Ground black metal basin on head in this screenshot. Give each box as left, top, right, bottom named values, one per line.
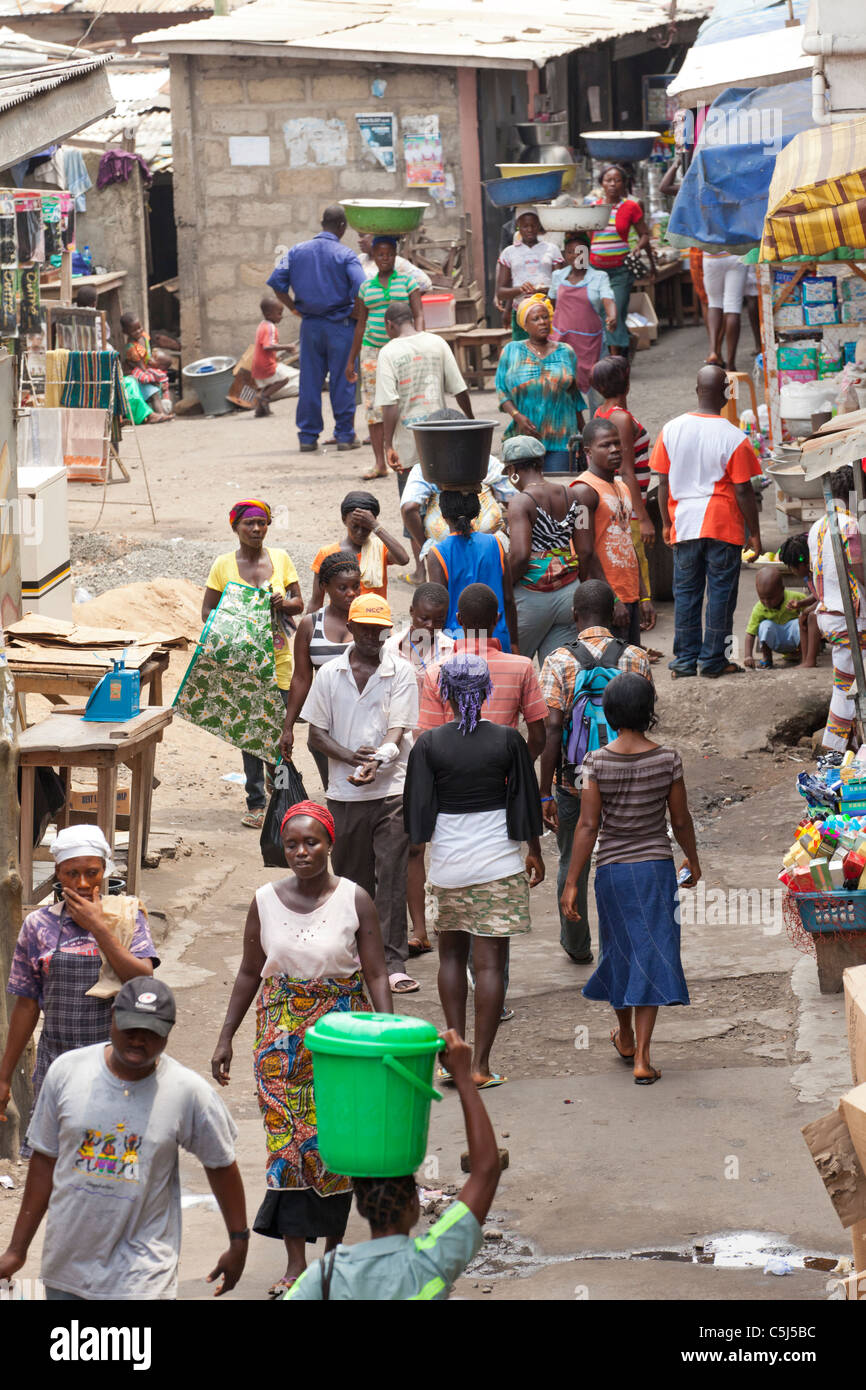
left=412, top=418, right=496, bottom=490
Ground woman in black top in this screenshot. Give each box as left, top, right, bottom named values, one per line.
left=405, top=654, right=544, bottom=1088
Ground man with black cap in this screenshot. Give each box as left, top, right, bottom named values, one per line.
left=0, top=977, right=248, bottom=1300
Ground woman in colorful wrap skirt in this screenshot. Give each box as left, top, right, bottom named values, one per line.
left=405, top=654, right=544, bottom=1090
left=212, top=801, right=392, bottom=1298
left=561, top=674, right=699, bottom=1086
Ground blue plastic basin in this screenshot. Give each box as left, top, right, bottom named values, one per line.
left=483, top=170, right=564, bottom=207
left=581, top=132, right=659, bottom=161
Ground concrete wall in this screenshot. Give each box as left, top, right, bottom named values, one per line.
left=76, top=152, right=149, bottom=335
left=170, top=53, right=467, bottom=358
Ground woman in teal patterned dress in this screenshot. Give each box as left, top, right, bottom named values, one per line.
left=495, top=295, right=586, bottom=475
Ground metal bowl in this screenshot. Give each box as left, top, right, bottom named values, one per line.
left=516, top=121, right=568, bottom=146
left=412, top=419, right=496, bottom=489
left=340, top=200, right=428, bottom=234
left=483, top=170, right=564, bottom=208
left=580, top=130, right=661, bottom=161
left=766, top=458, right=825, bottom=500
left=537, top=205, right=609, bottom=232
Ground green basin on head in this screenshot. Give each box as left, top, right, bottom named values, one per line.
left=341, top=200, right=428, bottom=234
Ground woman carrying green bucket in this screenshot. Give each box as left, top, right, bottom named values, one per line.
left=211, top=800, right=392, bottom=1299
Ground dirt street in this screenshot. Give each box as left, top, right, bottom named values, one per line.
left=1, top=324, right=854, bottom=1301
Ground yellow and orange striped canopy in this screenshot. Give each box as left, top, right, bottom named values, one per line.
left=760, top=118, right=866, bottom=262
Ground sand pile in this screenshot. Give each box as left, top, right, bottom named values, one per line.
left=73, top=577, right=204, bottom=645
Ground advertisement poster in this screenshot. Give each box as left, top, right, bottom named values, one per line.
left=403, top=134, right=445, bottom=187
left=356, top=112, right=396, bottom=172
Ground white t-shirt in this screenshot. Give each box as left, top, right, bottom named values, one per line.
left=374, top=332, right=467, bottom=470
left=27, top=1045, right=237, bottom=1300
left=300, top=645, right=419, bottom=801
left=498, top=240, right=563, bottom=302
left=808, top=506, right=866, bottom=623
left=429, top=809, right=525, bottom=888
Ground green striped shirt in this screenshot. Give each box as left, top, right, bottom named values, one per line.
left=359, top=271, right=417, bottom=348
left=285, top=1199, right=482, bottom=1300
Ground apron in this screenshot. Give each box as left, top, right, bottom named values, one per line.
left=32, top=924, right=113, bottom=1101
left=552, top=281, right=603, bottom=392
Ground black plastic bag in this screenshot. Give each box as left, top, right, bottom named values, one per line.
left=260, top=760, right=308, bottom=867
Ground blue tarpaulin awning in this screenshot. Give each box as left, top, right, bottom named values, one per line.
left=666, top=80, right=814, bottom=253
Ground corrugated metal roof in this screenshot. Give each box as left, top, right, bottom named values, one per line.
left=134, top=0, right=713, bottom=69
left=0, top=51, right=111, bottom=114
left=0, top=21, right=89, bottom=62
left=80, top=64, right=172, bottom=164
left=667, top=22, right=811, bottom=105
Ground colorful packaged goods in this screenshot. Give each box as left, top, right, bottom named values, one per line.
left=804, top=302, right=841, bottom=326
left=802, top=275, right=837, bottom=305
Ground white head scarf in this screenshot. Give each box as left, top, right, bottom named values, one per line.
left=51, top=826, right=114, bottom=875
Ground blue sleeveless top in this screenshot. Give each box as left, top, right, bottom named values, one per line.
left=430, top=531, right=511, bottom=652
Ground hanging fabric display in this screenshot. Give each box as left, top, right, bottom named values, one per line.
left=0, top=268, right=17, bottom=336
left=14, top=194, right=45, bottom=264
left=173, top=582, right=285, bottom=760
left=42, top=196, right=62, bottom=260
left=18, top=264, right=41, bottom=333
left=0, top=195, right=17, bottom=266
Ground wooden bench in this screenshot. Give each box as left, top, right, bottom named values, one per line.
left=454, top=328, right=511, bottom=388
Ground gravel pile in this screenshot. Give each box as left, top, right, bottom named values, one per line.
left=71, top=533, right=322, bottom=600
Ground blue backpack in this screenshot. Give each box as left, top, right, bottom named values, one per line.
left=560, top=639, right=626, bottom=786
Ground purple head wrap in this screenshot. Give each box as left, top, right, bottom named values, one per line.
left=438, top=653, right=493, bottom=735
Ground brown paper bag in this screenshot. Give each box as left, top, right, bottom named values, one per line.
left=85, top=896, right=146, bottom=999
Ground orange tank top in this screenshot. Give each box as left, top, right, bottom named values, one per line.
left=575, top=470, right=639, bottom=603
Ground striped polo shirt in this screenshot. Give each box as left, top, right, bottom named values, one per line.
left=417, top=637, right=548, bottom=732
left=359, top=270, right=417, bottom=348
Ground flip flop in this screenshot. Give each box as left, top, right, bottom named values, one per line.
left=389, top=972, right=420, bottom=994
left=669, top=668, right=697, bottom=679
left=476, top=1074, right=507, bottom=1090
left=268, top=1276, right=297, bottom=1298
left=437, top=1067, right=455, bottom=1084
left=241, top=810, right=265, bottom=829
left=634, top=1068, right=662, bottom=1086
left=361, top=469, right=389, bottom=481
left=408, top=938, right=433, bottom=956
left=700, top=662, right=744, bottom=678
left=611, top=1028, right=635, bottom=1063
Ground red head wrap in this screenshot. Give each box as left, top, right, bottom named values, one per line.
left=280, top=800, right=336, bottom=842
left=229, top=498, right=272, bottom=528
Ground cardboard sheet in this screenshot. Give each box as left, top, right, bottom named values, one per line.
left=844, top=964, right=866, bottom=1086
left=801, top=1106, right=866, bottom=1228
left=5, top=613, right=186, bottom=648
left=840, top=1082, right=866, bottom=1174
left=6, top=642, right=159, bottom=671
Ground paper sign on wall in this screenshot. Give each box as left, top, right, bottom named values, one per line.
left=404, top=135, right=444, bottom=188
left=229, top=137, right=271, bottom=166
left=283, top=118, right=348, bottom=168
left=356, top=113, right=396, bottom=172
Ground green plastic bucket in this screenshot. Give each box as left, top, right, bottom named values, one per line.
left=306, top=1012, right=444, bottom=1177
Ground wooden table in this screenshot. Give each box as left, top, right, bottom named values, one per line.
left=453, top=327, right=511, bottom=388
left=41, top=271, right=127, bottom=348
left=12, top=649, right=170, bottom=723
left=18, top=705, right=173, bottom=907
left=634, top=261, right=687, bottom=330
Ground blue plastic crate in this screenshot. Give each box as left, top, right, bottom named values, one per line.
left=796, top=890, right=866, bottom=934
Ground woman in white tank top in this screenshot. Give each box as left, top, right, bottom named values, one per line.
left=211, top=800, right=391, bottom=1298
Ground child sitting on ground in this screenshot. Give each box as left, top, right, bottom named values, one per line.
left=121, top=312, right=173, bottom=416
left=777, top=533, right=821, bottom=667
left=285, top=1030, right=500, bottom=1300
left=744, top=565, right=814, bottom=668
left=252, top=294, right=296, bottom=418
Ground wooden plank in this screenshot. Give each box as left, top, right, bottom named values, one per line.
left=17, top=706, right=173, bottom=760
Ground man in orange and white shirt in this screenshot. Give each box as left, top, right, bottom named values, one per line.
left=652, top=364, right=762, bottom=678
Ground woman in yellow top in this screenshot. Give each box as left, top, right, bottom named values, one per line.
left=203, top=499, right=304, bottom=828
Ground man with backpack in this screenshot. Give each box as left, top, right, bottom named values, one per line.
left=539, top=580, right=652, bottom=963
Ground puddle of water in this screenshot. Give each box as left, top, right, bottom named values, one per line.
left=467, top=1226, right=842, bottom=1280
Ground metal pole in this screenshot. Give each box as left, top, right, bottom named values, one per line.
left=822, top=472, right=866, bottom=742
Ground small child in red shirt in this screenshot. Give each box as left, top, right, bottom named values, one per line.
left=252, top=295, right=294, bottom=417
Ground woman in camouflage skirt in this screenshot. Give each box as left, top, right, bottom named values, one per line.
left=404, top=654, right=544, bottom=1088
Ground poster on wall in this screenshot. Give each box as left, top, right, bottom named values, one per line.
left=403, top=135, right=445, bottom=188
left=356, top=112, right=397, bottom=172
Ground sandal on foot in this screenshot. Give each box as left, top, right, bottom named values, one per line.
left=611, top=1028, right=635, bottom=1063
left=476, top=1073, right=507, bottom=1090
left=634, top=1068, right=662, bottom=1086
left=700, top=662, right=743, bottom=678
left=242, top=809, right=265, bottom=829
left=437, top=1066, right=455, bottom=1084
left=408, top=937, right=433, bottom=956
left=670, top=667, right=697, bottom=679
left=389, top=972, right=420, bottom=994
left=268, top=1276, right=297, bottom=1298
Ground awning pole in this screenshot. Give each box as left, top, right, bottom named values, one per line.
left=822, top=473, right=866, bottom=743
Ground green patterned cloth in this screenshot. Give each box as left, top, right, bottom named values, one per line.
left=174, top=581, right=285, bottom=759
left=432, top=871, right=530, bottom=936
